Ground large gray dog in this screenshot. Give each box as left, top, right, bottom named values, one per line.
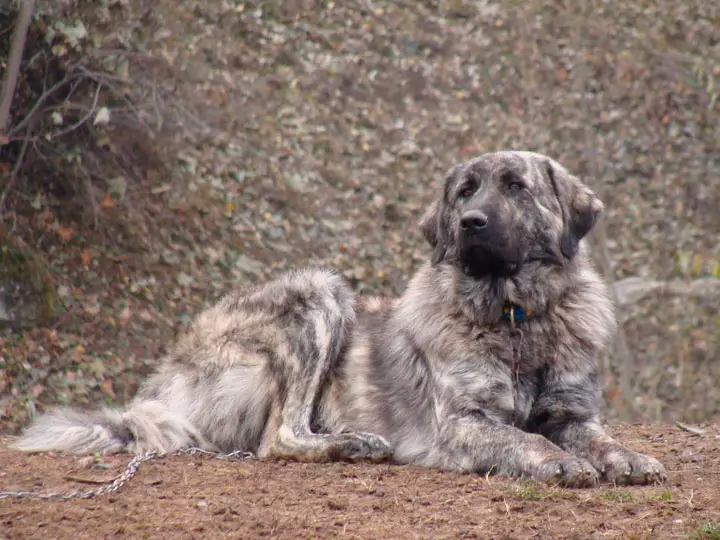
left=13, top=151, right=667, bottom=488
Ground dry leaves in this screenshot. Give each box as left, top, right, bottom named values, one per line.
left=80, top=248, right=93, bottom=266
left=100, top=192, right=116, bottom=208
left=99, top=379, right=116, bottom=399
left=56, top=225, right=75, bottom=242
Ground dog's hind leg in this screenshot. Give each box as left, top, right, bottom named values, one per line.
left=256, top=270, right=392, bottom=463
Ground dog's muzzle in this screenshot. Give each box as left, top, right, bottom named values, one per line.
left=458, top=210, right=522, bottom=278
left=460, top=210, right=489, bottom=233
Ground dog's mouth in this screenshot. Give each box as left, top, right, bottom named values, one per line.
left=458, top=244, right=523, bottom=279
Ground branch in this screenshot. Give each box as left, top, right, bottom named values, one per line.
left=7, top=73, right=81, bottom=136
left=0, top=0, right=36, bottom=135
left=613, top=277, right=720, bottom=308
left=46, top=81, right=102, bottom=139
left=0, top=128, right=29, bottom=215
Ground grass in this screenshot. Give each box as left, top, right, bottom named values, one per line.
left=508, top=479, right=572, bottom=501
left=601, top=489, right=634, bottom=503
left=690, top=522, right=720, bottom=540
left=654, top=487, right=674, bottom=501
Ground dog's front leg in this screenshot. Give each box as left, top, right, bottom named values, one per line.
left=529, top=366, right=667, bottom=486
left=432, top=414, right=599, bottom=487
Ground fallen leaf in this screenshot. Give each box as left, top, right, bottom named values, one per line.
left=100, top=379, right=116, bottom=399
left=31, top=384, right=46, bottom=399
left=118, top=305, right=132, bottom=326
left=57, top=225, right=75, bottom=242
left=100, top=192, right=116, bottom=208
left=177, top=272, right=194, bottom=287
left=106, top=176, right=127, bottom=201
left=606, top=385, right=622, bottom=404
left=93, top=106, right=111, bottom=126
left=53, top=19, right=88, bottom=48
left=80, top=249, right=93, bottom=266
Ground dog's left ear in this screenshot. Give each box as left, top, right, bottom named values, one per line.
left=418, top=200, right=448, bottom=264
left=546, top=159, right=604, bottom=260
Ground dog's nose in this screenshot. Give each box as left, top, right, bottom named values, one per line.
left=460, top=210, right=488, bottom=231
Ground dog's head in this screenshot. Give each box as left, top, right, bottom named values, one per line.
left=419, top=151, right=604, bottom=279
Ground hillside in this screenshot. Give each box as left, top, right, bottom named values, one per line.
left=0, top=1, right=719, bottom=432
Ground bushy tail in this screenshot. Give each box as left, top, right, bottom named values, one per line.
left=10, top=400, right=217, bottom=456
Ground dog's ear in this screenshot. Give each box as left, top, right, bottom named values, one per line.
left=418, top=200, right=448, bottom=264
left=546, top=159, right=604, bottom=260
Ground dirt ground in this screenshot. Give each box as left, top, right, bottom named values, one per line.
left=2, top=0, right=720, bottom=441
left=1, top=423, right=719, bottom=540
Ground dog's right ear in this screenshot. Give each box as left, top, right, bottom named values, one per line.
left=418, top=200, right=448, bottom=264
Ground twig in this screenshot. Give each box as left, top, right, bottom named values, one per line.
left=0, top=0, right=36, bottom=134
left=613, top=277, right=720, bottom=308
left=8, top=74, right=82, bottom=136
left=76, top=161, right=101, bottom=230
left=76, top=66, right=133, bottom=85
left=47, top=82, right=103, bottom=139
left=63, top=474, right=122, bottom=485
left=0, top=131, right=30, bottom=215
left=675, top=421, right=706, bottom=436
left=75, top=67, right=159, bottom=131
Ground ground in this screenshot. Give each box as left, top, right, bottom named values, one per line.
left=2, top=423, right=720, bottom=539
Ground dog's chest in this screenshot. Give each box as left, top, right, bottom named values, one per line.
left=464, top=324, right=549, bottom=426
left=474, top=323, right=549, bottom=372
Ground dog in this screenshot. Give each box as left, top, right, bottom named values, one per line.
left=12, top=151, right=667, bottom=487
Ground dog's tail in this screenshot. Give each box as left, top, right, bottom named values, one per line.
left=10, top=400, right=216, bottom=455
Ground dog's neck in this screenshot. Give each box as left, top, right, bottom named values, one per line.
left=402, top=254, right=600, bottom=328
left=395, top=255, right=616, bottom=361
left=502, top=303, right=532, bottom=327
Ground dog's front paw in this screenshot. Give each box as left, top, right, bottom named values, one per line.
left=535, top=456, right=600, bottom=488
left=602, top=449, right=667, bottom=486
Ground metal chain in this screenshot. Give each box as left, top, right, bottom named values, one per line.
left=0, top=448, right=253, bottom=501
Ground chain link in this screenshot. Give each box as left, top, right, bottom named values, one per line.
left=0, top=448, right=253, bottom=501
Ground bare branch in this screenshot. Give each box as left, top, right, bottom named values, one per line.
left=0, top=0, right=36, bottom=135
left=8, top=74, right=82, bottom=136
left=47, top=82, right=103, bottom=139
left=0, top=129, right=30, bottom=215
left=614, top=277, right=720, bottom=309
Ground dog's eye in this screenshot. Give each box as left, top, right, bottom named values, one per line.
left=457, top=182, right=477, bottom=200
left=508, top=181, right=525, bottom=192
left=501, top=171, right=525, bottom=192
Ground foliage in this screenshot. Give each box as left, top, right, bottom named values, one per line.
left=0, top=0, right=718, bottom=432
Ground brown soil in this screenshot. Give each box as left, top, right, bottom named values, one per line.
left=1, top=423, right=719, bottom=540
left=2, top=0, right=720, bottom=440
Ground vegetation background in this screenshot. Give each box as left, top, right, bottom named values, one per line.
left=0, top=0, right=719, bottom=436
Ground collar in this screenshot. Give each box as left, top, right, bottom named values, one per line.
left=502, top=303, right=532, bottom=328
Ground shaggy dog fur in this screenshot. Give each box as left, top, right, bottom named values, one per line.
left=12, top=151, right=667, bottom=487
